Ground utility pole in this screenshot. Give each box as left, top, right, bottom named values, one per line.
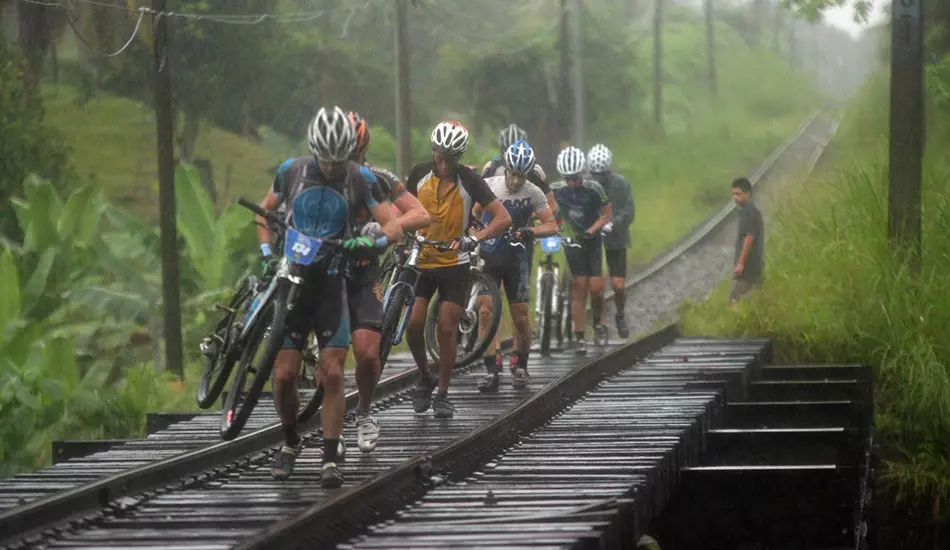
left=653, top=0, right=664, bottom=131
left=394, top=0, right=411, bottom=179
left=889, top=0, right=924, bottom=273
left=558, top=0, right=570, bottom=148
left=151, top=0, right=183, bottom=379
left=704, top=0, right=717, bottom=96
left=570, top=0, right=585, bottom=148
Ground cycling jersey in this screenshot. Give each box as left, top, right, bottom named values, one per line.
left=272, top=157, right=384, bottom=242
left=479, top=175, right=548, bottom=265
left=549, top=179, right=610, bottom=238
left=594, top=172, right=634, bottom=250
left=271, top=157, right=385, bottom=349
left=406, top=162, right=496, bottom=270
left=480, top=157, right=551, bottom=195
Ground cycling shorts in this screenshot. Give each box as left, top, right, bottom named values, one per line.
left=349, top=260, right=384, bottom=332
left=282, top=268, right=351, bottom=350
left=481, top=257, right=531, bottom=304
left=564, top=237, right=603, bottom=278
left=604, top=249, right=627, bottom=278
left=415, top=264, right=471, bottom=307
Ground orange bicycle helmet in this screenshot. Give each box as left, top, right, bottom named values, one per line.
left=348, top=111, right=371, bottom=155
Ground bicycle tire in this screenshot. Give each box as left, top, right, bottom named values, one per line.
left=378, top=283, right=410, bottom=366
left=425, top=270, right=502, bottom=367
left=540, top=272, right=554, bottom=357
left=197, top=278, right=255, bottom=409
left=220, top=280, right=290, bottom=441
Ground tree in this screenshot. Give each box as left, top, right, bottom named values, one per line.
left=705, top=0, right=717, bottom=96
left=0, top=38, right=71, bottom=242
left=780, top=0, right=873, bottom=23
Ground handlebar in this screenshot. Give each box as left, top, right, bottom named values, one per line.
left=238, top=196, right=288, bottom=232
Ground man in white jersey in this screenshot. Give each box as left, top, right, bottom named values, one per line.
left=474, top=139, right=558, bottom=391
left=482, top=124, right=558, bottom=217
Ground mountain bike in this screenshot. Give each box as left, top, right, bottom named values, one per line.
left=376, top=233, right=455, bottom=367
left=212, top=197, right=373, bottom=441
left=424, top=233, right=503, bottom=368
left=534, top=233, right=564, bottom=356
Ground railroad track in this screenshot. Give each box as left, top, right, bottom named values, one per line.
left=0, top=105, right=847, bottom=549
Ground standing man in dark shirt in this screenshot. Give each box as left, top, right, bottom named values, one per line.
left=587, top=143, right=634, bottom=339
left=730, top=177, right=764, bottom=306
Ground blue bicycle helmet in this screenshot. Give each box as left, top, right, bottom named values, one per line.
left=503, top=139, right=537, bottom=176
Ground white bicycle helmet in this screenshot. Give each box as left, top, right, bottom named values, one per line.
left=308, top=106, right=357, bottom=162
left=503, top=139, right=537, bottom=177
left=587, top=144, right=612, bottom=174
left=556, top=146, right=586, bottom=177
left=499, top=124, right=527, bottom=151
left=430, top=120, right=469, bottom=155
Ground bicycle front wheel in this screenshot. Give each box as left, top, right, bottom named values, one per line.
left=425, top=270, right=502, bottom=368
left=220, top=280, right=290, bottom=441
left=539, top=272, right=555, bottom=357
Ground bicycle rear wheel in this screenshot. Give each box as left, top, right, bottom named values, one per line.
left=425, top=270, right=502, bottom=368
left=220, top=280, right=290, bottom=441
left=197, top=277, right=256, bottom=409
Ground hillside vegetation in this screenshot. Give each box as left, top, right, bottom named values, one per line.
left=682, top=70, right=950, bottom=509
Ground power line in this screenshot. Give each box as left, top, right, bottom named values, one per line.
left=19, top=0, right=387, bottom=25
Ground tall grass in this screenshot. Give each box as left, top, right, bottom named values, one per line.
left=682, top=73, right=950, bottom=507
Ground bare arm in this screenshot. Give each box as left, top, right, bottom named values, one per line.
left=738, top=234, right=755, bottom=267
left=545, top=192, right=559, bottom=217
left=392, top=191, right=431, bottom=233
left=532, top=207, right=557, bottom=238
left=472, top=203, right=483, bottom=219
left=368, top=200, right=404, bottom=243
left=587, top=203, right=613, bottom=234
left=473, top=200, right=512, bottom=241
left=256, top=190, right=281, bottom=247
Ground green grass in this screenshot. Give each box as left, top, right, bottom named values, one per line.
left=614, top=51, right=821, bottom=265
left=680, top=71, right=950, bottom=509
left=41, top=84, right=281, bottom=220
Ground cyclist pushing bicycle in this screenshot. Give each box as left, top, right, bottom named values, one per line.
left=255, top=107, right=403, bottom=487
left=404, top=120, right=512, bottom=419
left=473, top=139, right=557, bottom=392
left=550, top=146, right=613, bottom=356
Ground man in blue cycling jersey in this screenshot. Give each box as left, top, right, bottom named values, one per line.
left=550, top=146, right=612, bottom=356
left=255, top=106, right=403, bottom=488
left=474, top=139, right=558, bottom=392
left=587, top=143, right=635, bottom=339
left=481, top=124, right=558, bottom=216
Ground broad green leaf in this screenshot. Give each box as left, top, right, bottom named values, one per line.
left=68, top=286, right=151, bottom=323
left=22, top=176, right=61, bottom=252
left=58, top=185, right=103, bottom=248
left=43, top=338, right=80, bottom=392
left=0, top=248, right=21, bottom=332
left=0, top=322, right=43, bottom=367
left=10, top=198, right=31, bottom=243
left=21, top=246, right=58, bottom=312
left=175, top=164, right=217, bottom=286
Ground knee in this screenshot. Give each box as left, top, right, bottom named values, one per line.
left=354, top=347, right=379, bottom=372
left=273, top=359, right=297, bottom=383
left=320, top=360, right=345, bottom=390
left=437, top=317, right=456, bottom=340
left=513, top=311, right=529, bottom=333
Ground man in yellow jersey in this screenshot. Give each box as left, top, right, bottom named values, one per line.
left=404, top=120, right=512, bottom=418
